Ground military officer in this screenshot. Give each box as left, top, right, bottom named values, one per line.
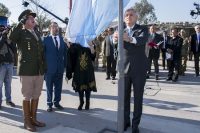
left=9, top=9, right=46, bottom=132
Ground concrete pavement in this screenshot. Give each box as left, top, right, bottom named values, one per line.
left=0, top=60, right=200, bottom=133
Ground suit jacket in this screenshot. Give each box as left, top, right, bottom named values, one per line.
left=104, top=35, right=115, bottom=57
left=166, top=36, right=183, bottom=61
left=124, top=24, right=148, bottom=75
left=190, top=33, right=200, bottom=54
left=145, top=33, right=163, bottom=59
left=9, top=23, right=46, bottom=76
left=43, top=35, right=67, bottom=74
left=161, top=35, right=170, bottom=49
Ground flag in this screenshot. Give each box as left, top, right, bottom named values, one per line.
left=66, top=0, right=133, bottom=47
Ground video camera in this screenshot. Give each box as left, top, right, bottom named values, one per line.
left=0, top=25, right=11, bottom=32
left=0, top=16, right=10, bottom=37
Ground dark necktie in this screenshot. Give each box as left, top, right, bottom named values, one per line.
left=128, top=28, right=132, bottom=36
left=54, top=36, right=59, bottom=51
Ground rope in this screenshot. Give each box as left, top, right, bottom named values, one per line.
left=144, top=79, right=161, bottom=96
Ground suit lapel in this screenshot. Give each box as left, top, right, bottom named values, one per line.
left=131, top=24, right=140, bottom=37
left=50, top=35, right=58, bottom=50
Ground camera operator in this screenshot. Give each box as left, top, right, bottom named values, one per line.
left=0, top=25, right=16, bottom=109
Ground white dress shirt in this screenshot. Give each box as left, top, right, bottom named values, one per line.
left=51, top=35, right=60, bottom=49
left=126, top=25, right=137, bottom=44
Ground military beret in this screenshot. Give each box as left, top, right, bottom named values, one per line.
left=18, top=9, right=36, bottom=22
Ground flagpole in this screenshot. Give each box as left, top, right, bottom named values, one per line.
left=69, top=0, right=72, bottom=14
left=117, top=0, right=125, bottom=133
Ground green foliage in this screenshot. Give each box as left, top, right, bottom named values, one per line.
left=0, top=3, right=11, bottom=17
left=28, top=0, right=52, bottom=32
left=133, top=0, right=157, bottom=24
left=36, top=14, right=51, bottom=32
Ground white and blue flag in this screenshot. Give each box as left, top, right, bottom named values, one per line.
left=66, top=0, right=134, bottom=47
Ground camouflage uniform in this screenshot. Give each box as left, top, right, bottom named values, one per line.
left=180, top=37, right=189, bottom=75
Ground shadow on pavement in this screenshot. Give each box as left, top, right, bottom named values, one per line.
left=143, top=98, right=199, bottom=113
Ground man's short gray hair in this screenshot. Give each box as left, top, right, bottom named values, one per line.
left=124, top=8, right=138, bottom=16
left=194, top=25, right=200, bottom=29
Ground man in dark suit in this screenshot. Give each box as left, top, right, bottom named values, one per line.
left=161, top=31, right=170, bottom=70
left=166, top=28, right=183, bottom=82
left=103, top=27, right=117, bottom=80
left=43, top=22, right=67, bottom=112
left=190, top=25, right=200, bottom=77
left=113, top=8, right=148, bottom=133
left=9, top=9, right=46, bottom=132
left=146, top=24, right=163, bottom=80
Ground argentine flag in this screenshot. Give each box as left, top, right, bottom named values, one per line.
left=66, top=0, right=134, bottom=47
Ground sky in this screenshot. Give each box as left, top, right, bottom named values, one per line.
left=1, top=0, right=200, bottom=27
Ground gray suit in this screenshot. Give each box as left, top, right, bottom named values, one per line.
left=146, top=33, right=163, bottom=75
left=104, top=35, right=117, bottom=78
left=123, top=24, right=148, bottom=128
left=104, top=35, right=114, bottom=56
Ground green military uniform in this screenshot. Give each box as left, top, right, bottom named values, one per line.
left=92, top=37, right=102, bottom=69
left=8, top=9, right=46, bottom=132
left=9, top=23, right=46, bottom=76
left=180, top=37, right=189, bottom=75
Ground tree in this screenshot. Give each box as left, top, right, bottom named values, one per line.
left=24, top=0, right=51, bottom=32
left=35, top=13, right=51, bottom=32
left=133, top=0, right=157, bottom=24
left=0, top=3, right=11, bottom=17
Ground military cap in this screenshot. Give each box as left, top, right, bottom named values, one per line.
left=18, top=9, right=36, bottom=22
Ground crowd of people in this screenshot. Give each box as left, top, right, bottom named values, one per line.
left=0, top=7, right=200, bottom=133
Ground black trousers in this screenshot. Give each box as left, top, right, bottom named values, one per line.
left=147, top=57, right=159, bottom=75
left=106, top=56, right=117, bottom=78
left=124, top=73, right=145, bottom=127
left=78, top=90, right=91, bottom=103
left=194, top=52, right=200, bottom=75
left=188, top=51, right=193, bottom=61
left=167, top=59, right=180, bottom=79
left=161, top=49, right=166, bottom=68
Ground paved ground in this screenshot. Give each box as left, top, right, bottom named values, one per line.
left=0, top=60, right=200, bottom=133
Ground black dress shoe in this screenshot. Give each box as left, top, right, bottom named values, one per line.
left=132, top=126, right=139, bottom=133
left=155, top=75, right=159, bottom=80
left=85, top=105, right=89, bottom=110
left=172, top=78, right=177, bottom=82
left=166, top=77, right=172, bottom=81
left=112, top=77, right=116, bottom=80
left=55, top=104, right=64, bottom=110
left=78, top=102, right=84, bottom=110
left=106, top=77, right=110, bottom=80
left=6, top=101, right=15, bottom=107
left=124, top=123, right=131, bottom=131
left=47, top=106, right=53, bottom=112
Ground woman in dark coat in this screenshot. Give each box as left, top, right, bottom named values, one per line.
left=67, top=42, right=97, bottom=110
